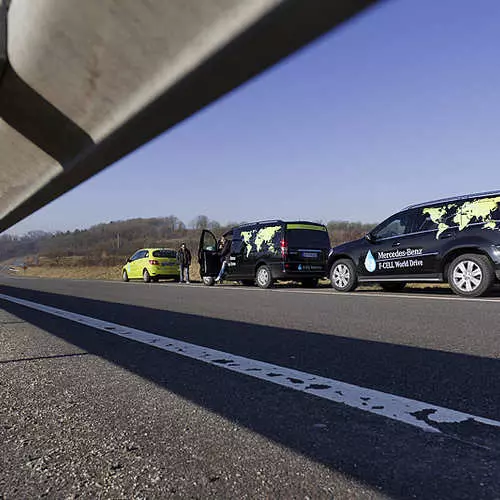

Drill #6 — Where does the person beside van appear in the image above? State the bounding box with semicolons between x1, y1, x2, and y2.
215;235;231;283
177;243;192;284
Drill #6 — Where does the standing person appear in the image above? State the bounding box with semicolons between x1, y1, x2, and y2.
177;243;192;284
215;235;231;283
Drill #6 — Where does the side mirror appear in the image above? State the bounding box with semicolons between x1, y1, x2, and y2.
365;232;373;242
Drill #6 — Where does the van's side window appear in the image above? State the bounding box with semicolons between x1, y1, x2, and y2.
372;212;412;240
230;229;244;255
459;199;500;225
491;205;500;221
408;209;435;233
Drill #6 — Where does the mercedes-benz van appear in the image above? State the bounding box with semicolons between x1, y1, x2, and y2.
328;191;500;297
199;220;330;288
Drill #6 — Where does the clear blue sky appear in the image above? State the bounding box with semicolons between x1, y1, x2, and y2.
8;0;500;234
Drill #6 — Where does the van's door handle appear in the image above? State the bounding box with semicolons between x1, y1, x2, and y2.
392;241;401;247
440;233;453;239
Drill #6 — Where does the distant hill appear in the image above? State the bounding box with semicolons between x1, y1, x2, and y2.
0;216;376;265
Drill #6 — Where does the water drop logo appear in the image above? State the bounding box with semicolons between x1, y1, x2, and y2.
364;250;376;272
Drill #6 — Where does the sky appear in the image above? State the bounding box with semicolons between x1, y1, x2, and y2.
7;0;500;234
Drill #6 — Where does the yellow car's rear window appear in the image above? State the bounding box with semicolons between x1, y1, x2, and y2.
152;250;177;258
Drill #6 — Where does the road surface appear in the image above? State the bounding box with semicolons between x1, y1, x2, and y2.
0;276;499;499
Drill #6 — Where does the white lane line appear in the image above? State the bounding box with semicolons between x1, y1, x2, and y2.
278;289;500;303
4;276;500;303
157;283;500;303
2;293;500;436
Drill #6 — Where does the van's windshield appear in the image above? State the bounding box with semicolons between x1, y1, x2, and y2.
286;228;330;249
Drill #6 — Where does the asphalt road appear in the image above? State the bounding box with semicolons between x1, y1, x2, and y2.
0;276;499;499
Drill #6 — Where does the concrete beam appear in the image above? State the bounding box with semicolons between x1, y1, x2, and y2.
0;0;380;232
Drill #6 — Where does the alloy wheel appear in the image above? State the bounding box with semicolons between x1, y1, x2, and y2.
452;260;482;293
333;263;350;289
257;267;271;288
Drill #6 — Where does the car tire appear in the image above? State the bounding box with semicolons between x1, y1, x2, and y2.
256;265;273;289
143;269;151;283
300;278;319;288
122;270;129;282
447;253;494;297
380;282;406;292
240;280;255;286
330;259;357;292
203;277;215;286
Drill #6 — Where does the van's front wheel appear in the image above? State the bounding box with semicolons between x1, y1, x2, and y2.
330;259;357;292
256;265;273;289
448;254;494;297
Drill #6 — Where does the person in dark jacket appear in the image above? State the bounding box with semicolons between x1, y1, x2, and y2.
215;235;231;283
177;243;192;283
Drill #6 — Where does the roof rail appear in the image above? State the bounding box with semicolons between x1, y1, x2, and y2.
403;190;500;211
237;220;283;227
236;220;326;228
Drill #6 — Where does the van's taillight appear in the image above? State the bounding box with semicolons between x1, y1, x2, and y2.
280;239;288;257
149;260;160;265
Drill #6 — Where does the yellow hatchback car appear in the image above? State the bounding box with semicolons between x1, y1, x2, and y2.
122;248;179;283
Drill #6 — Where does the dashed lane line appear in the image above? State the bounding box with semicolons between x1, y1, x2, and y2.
1;291;499;442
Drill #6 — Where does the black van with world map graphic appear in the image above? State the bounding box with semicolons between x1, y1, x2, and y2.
198;220;330;288
327;191;500;297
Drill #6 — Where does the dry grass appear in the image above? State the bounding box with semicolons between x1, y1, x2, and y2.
21;258;203;282
23;265;123;281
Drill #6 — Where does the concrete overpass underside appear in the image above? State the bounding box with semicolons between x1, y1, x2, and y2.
0;0;379;232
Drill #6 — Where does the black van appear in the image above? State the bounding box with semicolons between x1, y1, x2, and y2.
328;191;500;297
198;220;330;288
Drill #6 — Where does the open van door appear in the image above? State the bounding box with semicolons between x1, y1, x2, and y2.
198;230;220;285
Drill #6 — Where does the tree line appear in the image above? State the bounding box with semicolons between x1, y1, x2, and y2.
0;216;376;265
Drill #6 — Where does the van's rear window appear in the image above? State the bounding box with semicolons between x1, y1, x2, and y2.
286;229;330;248
152;250;177;258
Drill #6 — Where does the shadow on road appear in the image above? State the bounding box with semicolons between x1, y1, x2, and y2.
1;284;499;499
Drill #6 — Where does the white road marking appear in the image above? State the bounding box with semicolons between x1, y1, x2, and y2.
156;282;500;303
1;292;499;436
3;276;500;303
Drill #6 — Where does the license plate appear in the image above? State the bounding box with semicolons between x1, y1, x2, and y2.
302;252;318;258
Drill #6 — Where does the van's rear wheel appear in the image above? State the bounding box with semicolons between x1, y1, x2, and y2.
448;254;494;297
330;259;357;292
380;282;406;292
300;278;319;288
256;265;273;289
